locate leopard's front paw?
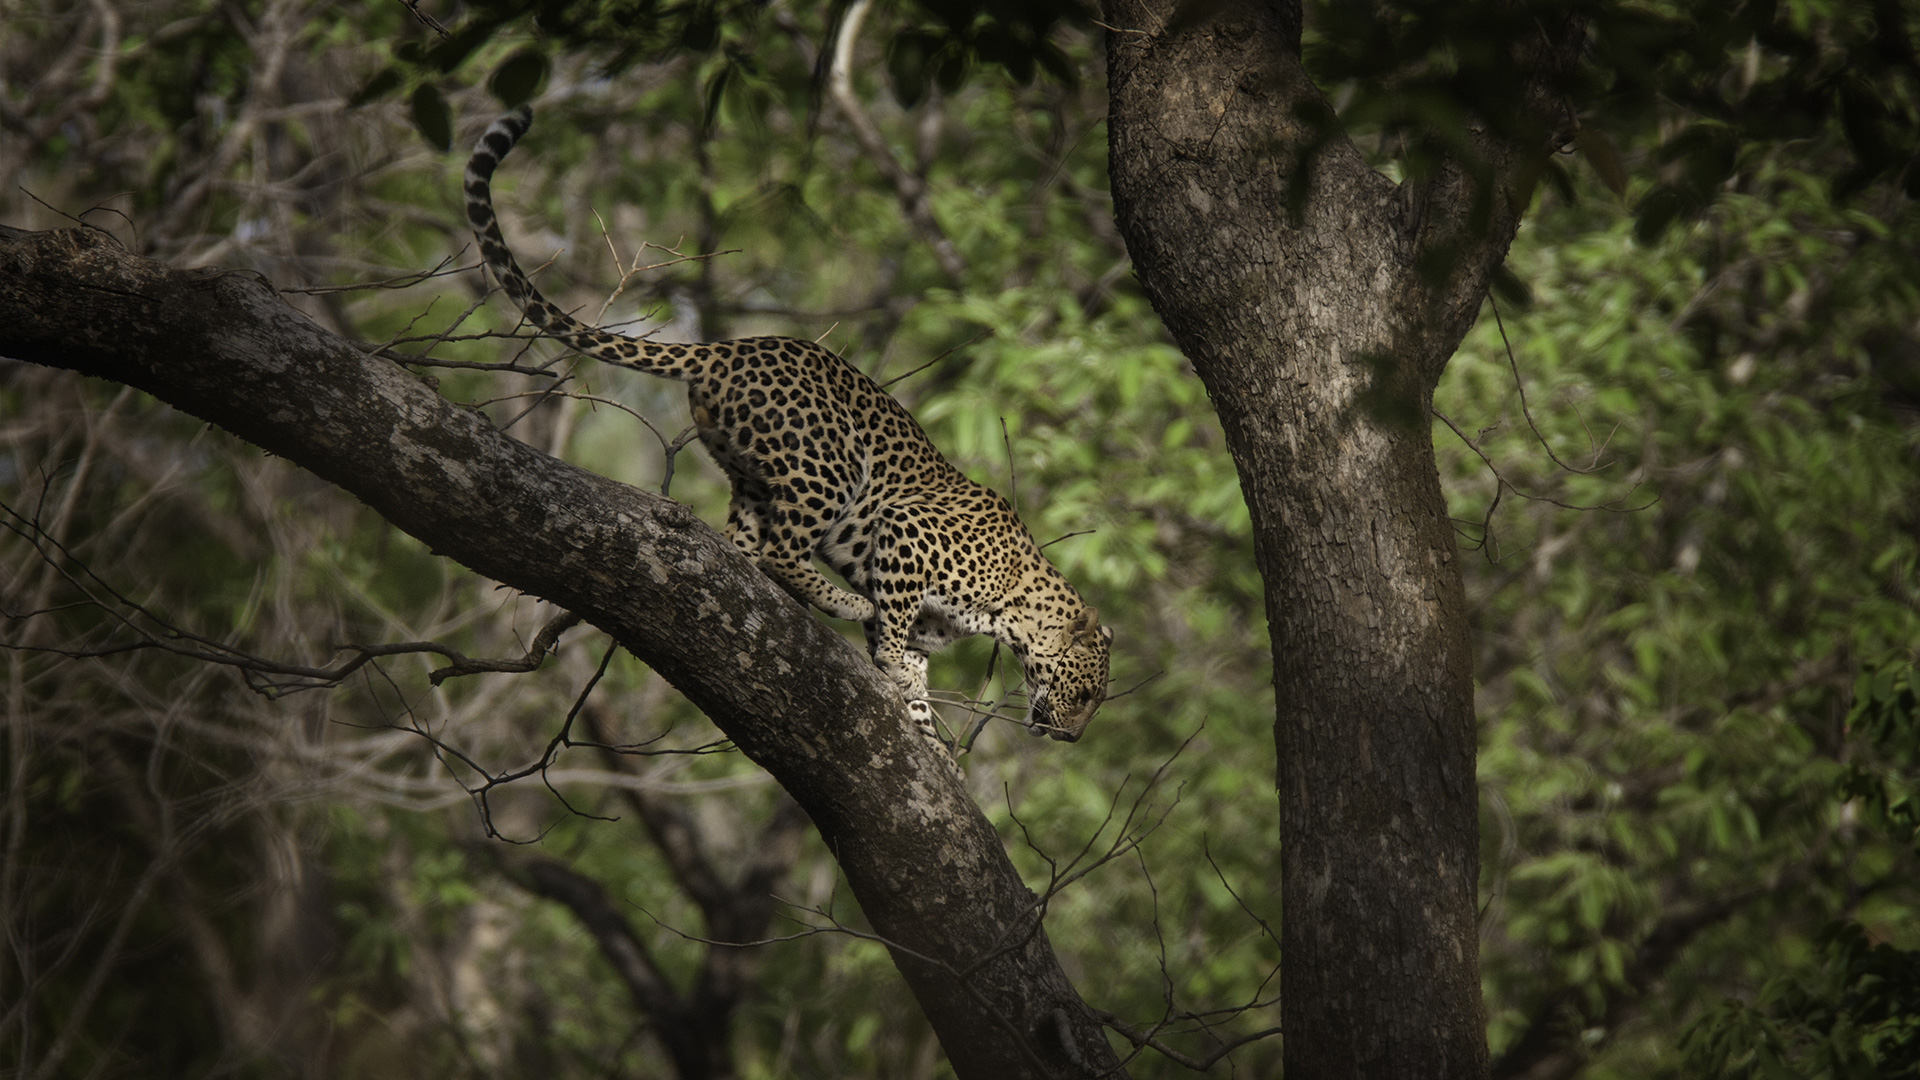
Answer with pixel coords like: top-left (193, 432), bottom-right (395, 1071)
top-left (906, 699), bottom-right (964, 778)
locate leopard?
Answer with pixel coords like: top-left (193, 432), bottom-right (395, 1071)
top-left (463, 106), bottom-right (1113, 745)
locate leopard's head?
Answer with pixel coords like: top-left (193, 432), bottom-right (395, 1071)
top-left (1022, 607), bottom-right (1114, 743)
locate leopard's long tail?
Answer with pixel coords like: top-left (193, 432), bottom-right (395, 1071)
top-left (464, 108), bottom-right (710, 380)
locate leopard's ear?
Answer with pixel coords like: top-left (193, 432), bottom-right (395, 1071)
top-left (1070, 606), bottom-right (1101, 647)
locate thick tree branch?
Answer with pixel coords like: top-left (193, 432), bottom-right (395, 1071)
top-left (0, 224), bottom-right (1121, 1080)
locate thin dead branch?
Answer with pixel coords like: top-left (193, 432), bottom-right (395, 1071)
top-left (1488, 294), bottom-right (1618, 475)
top-left (1432, 406), bottom-right (1656, 560)
top-left (876, 327), bottom-right (995, 389)
top-left (1094, 1008), bottom-right (1283, 1073)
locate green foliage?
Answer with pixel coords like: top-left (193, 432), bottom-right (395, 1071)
top-left (1684, 921), bottom-right (1920, 1078)
top-left (408, 83), bottom-right (453, 150)
top-left (1442, 126), bottom-right (1920, 1072)
top-left (885, 0), bottom-right (1089, 104)
top-left (1307, 0), bottom-right (1920, 240)
top-left (1847, 661), bottom-right (1920, 855)
top-left (343, 0), bottom-right (1091, 152)
top-left (487, 49), bottom-right (550, 106)
top-left (1677, 658), bottom-right (1920, 1076)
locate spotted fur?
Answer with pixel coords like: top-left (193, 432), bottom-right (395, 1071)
top-left (464, 107), bottom-right (1113, 743)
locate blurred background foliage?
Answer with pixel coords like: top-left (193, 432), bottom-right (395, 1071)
top-left (1, 0), bottom-right (1917, 1077)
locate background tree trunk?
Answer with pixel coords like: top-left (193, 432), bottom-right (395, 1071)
top-left (1105, 3), bottom-right (1546, 1075)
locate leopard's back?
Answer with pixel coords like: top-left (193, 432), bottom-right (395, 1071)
top-left (678, 335), bottom-right (966, 570)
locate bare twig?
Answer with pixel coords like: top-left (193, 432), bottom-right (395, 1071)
top-left (280, 253), bottom-right (477, 295)
top-left (1431, 406), bottom-right (1656, 558)
top-left (389, 640), bottom-right (736, 844)
top-left (877, 327), bottom-right (994, 389)
top-left (1001, 416), bottom-right (1020, 513)
top-left (640, 897), bottom-right (1069, 1077)
top-left (583, 225), bottom-right (739, 326)
top-left (395, 0), bottom-right (450, 37)
top-left (1039, 528), bottom-right (1095, 551)
top-left (428, 609), bottom-right (583, 684)
top-left (382, 351), bottom-right (563, 378)
top-left (1488, 294), bottom-right (1613, 475)
top-left (1094, 1008), bottom-right (1282, 1072)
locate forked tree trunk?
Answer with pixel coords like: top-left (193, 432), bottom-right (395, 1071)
top-left (1105, 2), bottom-right (1563, 1075)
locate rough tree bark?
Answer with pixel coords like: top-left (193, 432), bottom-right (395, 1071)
top-left (1104, 2), bottom-right (1577, 1076)
top-left (0, 224), bottom-right (1122, 1080)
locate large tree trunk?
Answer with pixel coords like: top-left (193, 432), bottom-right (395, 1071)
top-left (1105, 3), bottom-right (1561, 1075)
top-left (0, 224), bottom-right (1123, 1080)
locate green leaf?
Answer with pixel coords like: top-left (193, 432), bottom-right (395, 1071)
top-left (1871, 666), bottom-right (1900, 704)
top-left (1490, 263), bottom-right (1534, 310)
top-left (888, 33), bottom-right (933, 108)
top-left (935, 46), bottom-right (971, 94)
top-left (1634, 185), bottom-right (1686, 245)
top-left (845, 1012), bottom-right (880, 1054)
top-left (1034, 39), bottom-right (1077, 89)
top-left (974, 27), bottom-right (1034, 84)
top-left (681, 5), bottom-right (718, 52)
top-left (1576, 127), bottom-right (1630, 198)
top-left (347, 67), bottom-right (403, 109)
top-left (701, 64), bottom-right (732, 135)
top-left (487, 50), bottom-right (548, 107)
top-left (409, 84), bottom-right (452, 152)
